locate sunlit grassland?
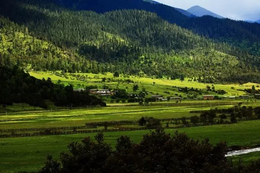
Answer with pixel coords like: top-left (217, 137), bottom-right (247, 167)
top-left (29, 71), bottom-right (260, 97)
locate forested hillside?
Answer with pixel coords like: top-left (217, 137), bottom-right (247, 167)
top-left (45, 0), bottom-right (260, 57)
top-left (183, 16), bottom-right (260, 56)
top-left (0, 15), bottom-right (111, 73)
top-left (0, 0), bottom-right (260, 82)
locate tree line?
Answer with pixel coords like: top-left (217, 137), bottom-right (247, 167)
top-left (0, 66), bottom-right (105, 108)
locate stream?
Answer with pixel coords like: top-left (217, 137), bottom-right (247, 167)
top-left (225, 147), bottom-right (260, 157)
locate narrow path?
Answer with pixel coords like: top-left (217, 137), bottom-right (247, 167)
top-left (226, 147), bottom-right (260, 157)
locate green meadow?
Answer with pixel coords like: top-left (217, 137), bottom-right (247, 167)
top-left (1, 120), bottom-right (260, 173)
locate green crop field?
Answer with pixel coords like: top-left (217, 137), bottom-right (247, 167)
top-left (1, 120), bottom-right (260, 173)
top-left (0, 100), bottom-right (243, 130)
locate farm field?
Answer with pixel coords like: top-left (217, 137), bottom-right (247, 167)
top-left (1, 120), bottom-right (260, 173)
top-left (0, 100), bottom-right (248, 130)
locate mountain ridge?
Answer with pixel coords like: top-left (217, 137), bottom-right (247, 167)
top-left (46, 0), bottom-right (260, 56)
top-left (53, 0), bottom-right (189, 24)
top-left (175, 7), bottom-right (196, 17)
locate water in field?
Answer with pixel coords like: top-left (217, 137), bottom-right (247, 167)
top-left (226, 147), bottom-right (260, 157)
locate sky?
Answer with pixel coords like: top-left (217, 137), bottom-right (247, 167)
top-left (156, 0), bottom-right (260, 21)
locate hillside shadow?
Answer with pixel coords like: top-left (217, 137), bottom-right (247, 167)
top-left (0, 0), bottom-right (50, 27)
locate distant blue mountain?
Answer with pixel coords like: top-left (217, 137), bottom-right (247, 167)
top-left (244, 20), bottom-right (254, 23)
top-left (187, 5), bottom-right (223, 19)
top-left (245, 20), bottom-right (260, 24)
top-left (145, 0), bottom-right (195, 18)
top-left (175, 8), bottom-right (196, 17)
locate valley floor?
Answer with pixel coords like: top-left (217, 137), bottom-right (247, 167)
top-left (1, 72), bottom-right (260, 172)
top-left (1, 101), bottom-right (260, 172)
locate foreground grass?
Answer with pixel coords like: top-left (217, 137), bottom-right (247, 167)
top-left (1, 120), bottom-right (260, 173)
top-left (231, 152), bottom-right (260, 165)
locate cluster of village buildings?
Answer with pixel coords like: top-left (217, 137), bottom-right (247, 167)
top-left (73, 88), bottom-right (260, 100)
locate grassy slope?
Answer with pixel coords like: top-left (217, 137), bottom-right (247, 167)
top-left (1, 120), bottom-right (260, 172)
top-left (0, 28), bottom-right (74, 68)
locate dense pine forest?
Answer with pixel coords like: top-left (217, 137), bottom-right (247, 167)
top-left (0, 0), bottom-right (260, 82)
top-left (50, 0), bottom-right (260, 56)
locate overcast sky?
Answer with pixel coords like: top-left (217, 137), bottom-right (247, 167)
top-left (156, 0), bottom-right (260, 21)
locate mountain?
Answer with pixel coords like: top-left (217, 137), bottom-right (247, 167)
top-left (46, 0), bottom-right (260, 56)
top-left (1, 0), bottom-right (260, 83)
top-left (244, 20), bottom-right (254, 23)
top-left (175, 8), bottom-right (196, 17)
top-left (245, 20), bottom-right (260, 24)
top-left (187, 5), bottom-right (223, 18)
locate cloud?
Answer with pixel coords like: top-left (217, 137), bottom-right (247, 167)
top-left (156, 0), bottom-right (260, 20)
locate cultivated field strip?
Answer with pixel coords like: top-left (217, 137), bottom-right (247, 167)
top-left (0, 102), bottom-right (237, 128)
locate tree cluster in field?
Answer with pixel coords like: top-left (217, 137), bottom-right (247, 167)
top-left (244, 86), bottom-right (260, 94)
top-left (173, 85), bottom-right (227, 99)
top-left (138, 117), bottom-right (161, 128)
top-left (189, 106), bottom-right (260, 125)
top-left (32, 129), bottom-right (260, 173)
top-left (0, 66), bottom-right (105, 108)
top-left (1, 0), bottom-right (260, 82)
